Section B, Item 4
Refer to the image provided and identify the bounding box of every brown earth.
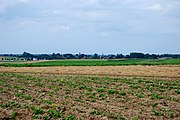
[0,73,180,120]
[0,65,180,120]
[0,65,180,78]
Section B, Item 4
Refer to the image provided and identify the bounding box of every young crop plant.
[152,102,158,107]
[152,110,162,116]
[87,87,93,92]
[14,85,21,89]
[133,84,141,88]
[174,89,180,94]
[90,99,96,102]
[125,81,135,85]
[1,101,19,108]
[47,109,62,118]
[169,85,179,90]
[119,92,126,96]
[136,93,144,98]
[15,93,32,100]
[78,85,86,90]
[150,93,164,99]
[43,99,53,105]
[11,112,17,119]
[128,90,134,95]
[108,89,118,94]
[64,114,76,120]
[137,79,143,83]
[32,115,42,119]
[90,109,104,115]
[99,93,106,97]
[31,106,43,115]
[146,85,154,91]
[89,93,96,99]
[106,112,126,120]
[132,117,139,120]
[2,83,10,87]
[0,88,6,93]
[43,115,52,120]
[158,89,165,92]
[97,88,105,92]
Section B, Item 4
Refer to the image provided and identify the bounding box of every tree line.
[1,52,180,60]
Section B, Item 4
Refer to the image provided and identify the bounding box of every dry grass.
[0,65,180,78]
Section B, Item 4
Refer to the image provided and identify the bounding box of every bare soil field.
[0,65,180,78]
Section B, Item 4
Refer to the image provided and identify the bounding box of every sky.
[0,0,180,54]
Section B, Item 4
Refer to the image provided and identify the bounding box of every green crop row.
[0,59,179,67]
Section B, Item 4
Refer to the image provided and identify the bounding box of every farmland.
[0,65,180,78]
[0,59,180,119]
[0,59,180,67]
[0,73,180,119]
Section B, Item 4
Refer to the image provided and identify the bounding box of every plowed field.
[0,65,180,120]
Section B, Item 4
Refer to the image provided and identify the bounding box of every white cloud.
[52,10,62,15]
[85,10,106,22]
[61,26,70,31]
[87,0,99,5]
[17,0,29,3]
[147,4,164,11]
[38,9,63,17]
[50,25,70,33]
[18,20,37,26]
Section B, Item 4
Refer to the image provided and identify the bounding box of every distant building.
[0,56,27,61]
[159,57,173,60]
[33,58,38,61]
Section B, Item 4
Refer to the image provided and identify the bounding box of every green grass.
[0,59,179,67]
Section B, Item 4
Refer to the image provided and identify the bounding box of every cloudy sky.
[0,0,180,54]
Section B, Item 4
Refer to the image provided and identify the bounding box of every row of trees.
[1,52,180,60]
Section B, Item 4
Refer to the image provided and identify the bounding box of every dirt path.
[0,65,180,78]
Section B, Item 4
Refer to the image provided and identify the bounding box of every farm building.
[0,56,27,61]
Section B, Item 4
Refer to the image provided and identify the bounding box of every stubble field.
[0,62,180,120]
